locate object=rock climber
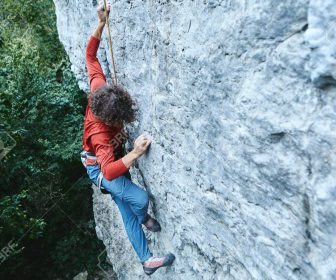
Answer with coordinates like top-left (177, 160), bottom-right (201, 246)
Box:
top-left (80, 1), bottom-right (175, 276)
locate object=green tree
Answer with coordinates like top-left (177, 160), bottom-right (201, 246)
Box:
top-left (0, 1), bottom-right (107, 279)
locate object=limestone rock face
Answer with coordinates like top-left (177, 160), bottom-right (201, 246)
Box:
top-left (53, 0), bottom-right (336, 279)
top-left (306, 0), bottom-right (336, 88)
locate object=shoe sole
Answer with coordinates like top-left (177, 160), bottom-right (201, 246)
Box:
top-left (143, 254), bottom-right (175, 276)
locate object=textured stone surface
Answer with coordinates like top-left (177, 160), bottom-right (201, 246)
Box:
top-left (54, 0), bottom-right (336, 279)
top-left (305, 0), bottom-right (336, 88)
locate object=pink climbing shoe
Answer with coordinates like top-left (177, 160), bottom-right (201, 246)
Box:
top-left (143, 253), bottom-right (175, 275)
top-left (144, 215), bottom-right (161, 232)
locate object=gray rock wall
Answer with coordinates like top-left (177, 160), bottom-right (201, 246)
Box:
top-left (53, 0), bottom-right (336, 279)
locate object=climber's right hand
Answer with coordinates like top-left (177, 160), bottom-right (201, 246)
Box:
top-left (97, 0), bottom-right (110, 24)
top-left (133, 134), bottom-right (152, 157)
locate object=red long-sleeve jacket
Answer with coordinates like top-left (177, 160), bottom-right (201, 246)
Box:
top-left (82, 36), bottom-right (128, 180)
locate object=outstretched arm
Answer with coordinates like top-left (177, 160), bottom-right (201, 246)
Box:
top-left (85, 2), bottom-right (110, 93)
top-left (92, 21), bottom-right (106, 41)
top-left (93, 1), bottom-right (110, 40)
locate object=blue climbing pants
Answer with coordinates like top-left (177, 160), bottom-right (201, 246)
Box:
top-left (84, 160), bottom-right (153, 263)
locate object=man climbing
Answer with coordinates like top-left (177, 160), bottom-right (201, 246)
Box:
top-left (80, 1), bottom-right (175, 276)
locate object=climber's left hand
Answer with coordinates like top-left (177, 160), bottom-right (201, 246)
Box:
top-left (97, 0), bottom-right (110, 24)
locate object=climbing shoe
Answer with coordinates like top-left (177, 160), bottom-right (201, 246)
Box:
top-left (144, 215), bottom-right (161, 232)
top-left (143, 253), bottom-right (175, 275)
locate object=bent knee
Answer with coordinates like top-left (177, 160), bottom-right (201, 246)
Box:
top-left (139, 191), bottom-right (149, 209)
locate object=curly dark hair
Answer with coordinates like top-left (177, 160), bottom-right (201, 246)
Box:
top-left (89, 84), bottom-right (137, 126)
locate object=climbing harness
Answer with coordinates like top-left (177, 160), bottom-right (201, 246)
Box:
top-left (103, 0), bottom-right (118, 85)
top-left (80, 151), bottom-right (109, 194)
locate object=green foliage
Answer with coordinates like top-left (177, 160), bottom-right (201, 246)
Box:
top-left (0, 0), bottom-right (107, 279)
top-left (0, 191), bottom-right (46, 241)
